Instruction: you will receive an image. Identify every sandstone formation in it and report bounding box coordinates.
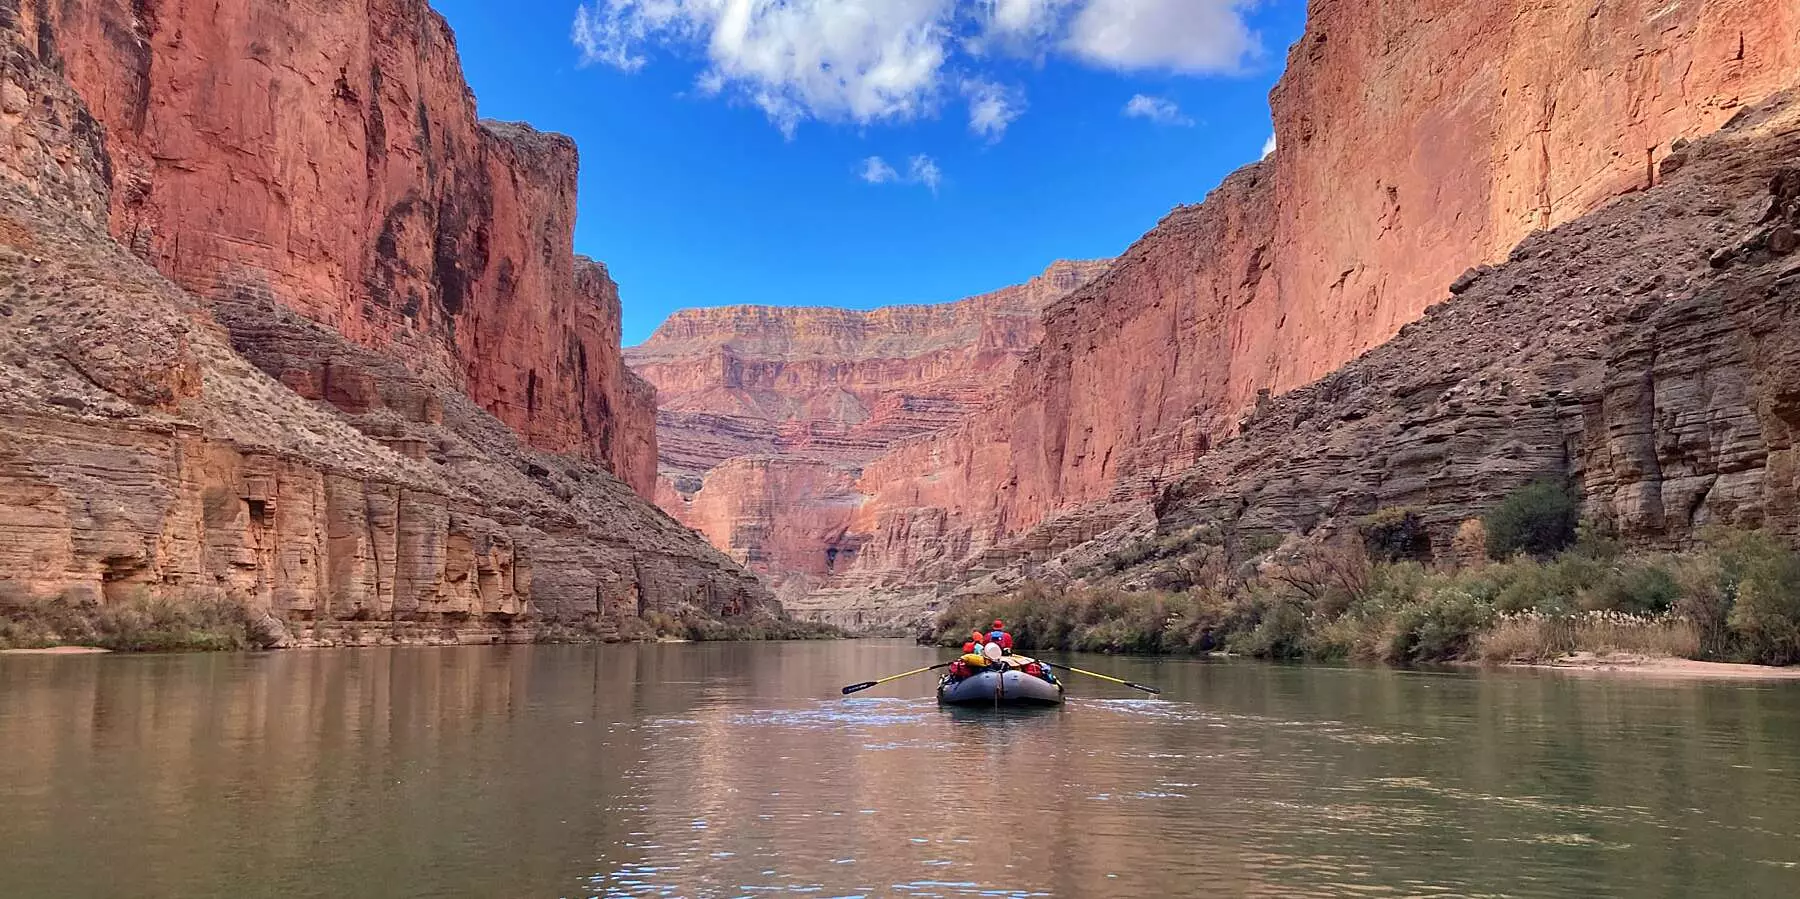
[626,261,1105,604]
[0,0,768,642]
[860,91,1800,617]
[27,0,656,495]
[775,0,1800,626]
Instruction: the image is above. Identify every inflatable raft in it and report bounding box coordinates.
[937,655,1065,707]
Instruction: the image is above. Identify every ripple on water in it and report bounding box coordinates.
[729,699,934,730]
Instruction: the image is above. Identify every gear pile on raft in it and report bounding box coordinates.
[938,621,1065,707]
[838,622,1160,703]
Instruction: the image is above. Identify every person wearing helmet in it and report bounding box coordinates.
[988,620,1014,653]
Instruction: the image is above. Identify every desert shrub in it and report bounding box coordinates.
[1669,554,1734,660]
[1581,563,1679,615]
[1,590,273,652]
[1360,508,1431,563]
[1387,586,1495,663]
[1715,532,1800,665]
[1232,593,1308,659]
[1485,481,1579,560]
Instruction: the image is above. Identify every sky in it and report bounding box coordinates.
[428,0,1310,345]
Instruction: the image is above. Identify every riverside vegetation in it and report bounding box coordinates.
[1,588,841,653]
[929,483,1800,668]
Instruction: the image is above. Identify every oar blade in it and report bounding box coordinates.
[1127,682,1163,695]
[841,681,879,695]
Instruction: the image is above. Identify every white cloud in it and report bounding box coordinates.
[1122,93,1192,126]
[963,78,1025,141]
[574,0,958,137]
[1066,0,1259,73]
[1262,134,1276,158]
[860,153,943,193]
[574,0,1262,137]
[861,156,901,183]
[572,1,651,71]
[909,154,943,193]
[981,0,1076,42]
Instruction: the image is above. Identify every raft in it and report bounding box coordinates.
[936,656,1065,707]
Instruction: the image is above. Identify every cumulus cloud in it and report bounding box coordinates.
[1066,0,1259,73]
[861,156,902,183]
[573,0,956,137]
[574,0,1261,137]
[963,78,1025,141]
[1122,94,1192,126]
[980,0,1077,43]
[1262,134,1277,158]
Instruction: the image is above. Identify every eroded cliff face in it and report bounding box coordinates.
[0,0,767,641]
[1150,93,1800,560]
[625,261,1105,600]
[29,0,656,496]
[788,0,1800,626]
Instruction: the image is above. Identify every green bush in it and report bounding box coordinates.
[0,590,275,652]
[1583,564,1679,615]
[1388,587,1495,663]
[1716,532,1800,665]
[1485,481,1580,560]
[1360,508,1431,563]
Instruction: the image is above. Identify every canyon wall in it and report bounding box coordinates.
[1150,94,1800,562]
[0,0,768,641]
[626,261,1105,600]
[27,0,656,496]
[783,0,1800,625]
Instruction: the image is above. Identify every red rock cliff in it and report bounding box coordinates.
[0,0,767,641]
[625,261,1106,601]
[35,0,657,496]
[788,0,1800,623]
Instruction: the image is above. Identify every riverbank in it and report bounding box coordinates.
[1513,653,1800,681]
[0,645,111,656]
[2,592,843,654]
[926,528,1800,674]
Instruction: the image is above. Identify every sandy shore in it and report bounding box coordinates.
[0,646,112,656]
[1514,652,1800,681]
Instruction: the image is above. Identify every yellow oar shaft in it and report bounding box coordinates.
[872,665,936,685]
[841,661,954,695]
[1053,663,1162,695]
[1061,665,1130,686]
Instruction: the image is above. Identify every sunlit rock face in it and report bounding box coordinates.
[627,261,1109,602]
[33,0,657,495]
[650,0,1800,627]
[0,0,770,639]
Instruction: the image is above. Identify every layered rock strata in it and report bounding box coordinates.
[854,92,1800,620]
[0,0,768,641]
[25,0,656,495]
[781,0,1800,626]
[626,261,1106,602]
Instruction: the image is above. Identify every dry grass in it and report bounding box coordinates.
[1477,611,1700,663]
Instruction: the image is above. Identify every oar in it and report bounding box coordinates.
[842,661,955,695]
[1050,662,1162,695]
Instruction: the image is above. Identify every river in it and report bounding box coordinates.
[2,640,1797,897]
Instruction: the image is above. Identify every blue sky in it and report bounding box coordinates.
[429,0,1308,345]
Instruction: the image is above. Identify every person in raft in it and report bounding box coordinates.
[987,620,1014,654]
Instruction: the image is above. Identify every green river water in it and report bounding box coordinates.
[2,640,1798,898]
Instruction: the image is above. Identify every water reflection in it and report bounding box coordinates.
[1,643,1798,897]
